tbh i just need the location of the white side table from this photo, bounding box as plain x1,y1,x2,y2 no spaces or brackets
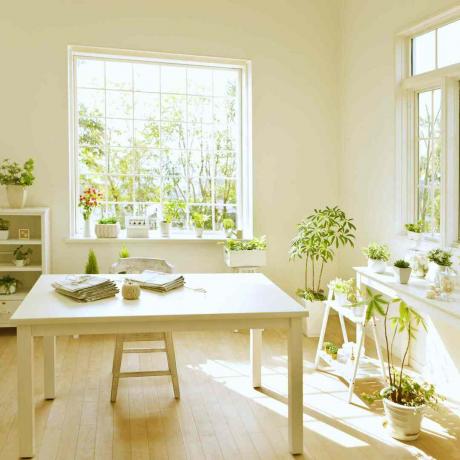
314,292,386,403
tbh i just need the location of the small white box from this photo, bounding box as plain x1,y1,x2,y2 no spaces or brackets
126,217,149,238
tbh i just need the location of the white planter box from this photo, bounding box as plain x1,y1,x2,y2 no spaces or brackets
224,248,267,268
0,230,9,240
95,223,120,238
302,299,325,337
367,258,387,273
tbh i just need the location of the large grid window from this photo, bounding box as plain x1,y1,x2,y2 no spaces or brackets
70,48,249,237
417,89,442,234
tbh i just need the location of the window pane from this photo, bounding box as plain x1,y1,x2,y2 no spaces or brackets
106,61,132,90
107,119,132,147
107,90,133,119
77,89,105,117
77,59,104,88
438,19,460,68
133,63,160,92
134,92,160,120
161,66,186,94
412,31,436,75
418,91,432,138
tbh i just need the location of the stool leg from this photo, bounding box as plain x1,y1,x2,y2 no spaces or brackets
348,324,365,403
111,336,124,403
371,317,386,381
165,332,180,399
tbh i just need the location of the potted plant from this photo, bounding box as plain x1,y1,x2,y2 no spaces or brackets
191,212,209,238
78,186,103,238
223,218,235,238
405,221,423,248
362,291,444,441
119,244,130,259
393,259,412,284
426,248,453,283
0,218,9,240
289,206,356,337
160,201,185,238
13,245,32,267
328,277,354,307
85,249,100,274
95,216,120,238
362,242,390,273
224,236,267,268
0,158,35,208
0,275,19,295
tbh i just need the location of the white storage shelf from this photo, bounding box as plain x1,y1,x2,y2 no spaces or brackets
0,208,50,327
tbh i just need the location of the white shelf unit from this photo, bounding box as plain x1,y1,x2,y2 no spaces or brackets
0,208,50,327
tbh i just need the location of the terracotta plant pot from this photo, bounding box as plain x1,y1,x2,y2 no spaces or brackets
6,185,27,208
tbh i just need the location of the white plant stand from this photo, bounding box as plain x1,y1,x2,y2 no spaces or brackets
314,291,386,403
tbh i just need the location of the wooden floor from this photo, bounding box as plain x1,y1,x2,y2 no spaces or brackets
0,319,459,460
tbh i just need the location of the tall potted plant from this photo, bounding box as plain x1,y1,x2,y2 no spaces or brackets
289,206,356,337
0,158,35,208
363,291,444,440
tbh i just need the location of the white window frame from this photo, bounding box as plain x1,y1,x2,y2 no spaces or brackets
395,6,460,247
67,45,253,240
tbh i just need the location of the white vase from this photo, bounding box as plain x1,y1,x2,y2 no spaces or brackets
302,298,325,337
160,221,171,238
84,218,91,238
334,291,348,306
195,227,203,238
426,261,442,283
6,185,27,208
368,258,387,273
407,231,422,249
393,267,412,284
383,397,425,441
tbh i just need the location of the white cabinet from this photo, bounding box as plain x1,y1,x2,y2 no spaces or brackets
0,208,50,327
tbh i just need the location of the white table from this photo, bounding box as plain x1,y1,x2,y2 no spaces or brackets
11,273,306,458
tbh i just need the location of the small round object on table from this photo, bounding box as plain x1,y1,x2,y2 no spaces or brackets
122,280,141,300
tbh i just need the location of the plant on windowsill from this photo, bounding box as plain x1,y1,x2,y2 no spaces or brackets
79,186,103,238
405,221,424,248
13,245,32,267
289,206,356,337
223,236,267,268
393,259,412,284
0,158,35,208
191,212,209,238
0,275,20,295
362,291,444,441
0,218,9,240
95,216,120,239
160,201,185,238
362,242,390,273
426,248,453,282
223,217,236,238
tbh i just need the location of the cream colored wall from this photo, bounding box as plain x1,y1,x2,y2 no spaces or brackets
339,0,460,399
0,0,342,295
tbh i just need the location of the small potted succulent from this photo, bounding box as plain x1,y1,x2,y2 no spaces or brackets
223,218,235,238
13,245,32,267
426,248,453,283
0,158,35,208
405,221,423,248
362,243,390,273
393,259,412,284
95,216,120,238
0,275,19,295
0,218,9,240
191,212,209,238
325,342,338,360
224,236,267,268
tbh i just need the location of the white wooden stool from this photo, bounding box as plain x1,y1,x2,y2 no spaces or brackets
110,257,180,402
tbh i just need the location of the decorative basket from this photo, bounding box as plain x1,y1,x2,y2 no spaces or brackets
95,223,120,238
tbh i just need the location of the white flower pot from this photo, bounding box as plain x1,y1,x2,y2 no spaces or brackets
426,261,443,283
83,218,92,238
195,227,204,238
0,230,9,240
6,185,27,208
13,259,25,267
368,258,387,273
302,298,325,337
383,397,425,441
0,281,16,295
224,248,267,268
95,223,120,238
407,231,422,249
334,291,348,307
160,221,171,238
393,267,412,284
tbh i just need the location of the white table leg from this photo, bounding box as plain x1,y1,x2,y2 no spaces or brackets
17,326,35,458
43,336,56,400
250,328,262,388
288,317,303,455
347,323,365,403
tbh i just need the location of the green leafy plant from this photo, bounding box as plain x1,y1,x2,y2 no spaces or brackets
0,275,19,294
405,222,424,233
328,277,354,295
119,244,130,259
85,249,99,274
223,218,235,230
191,212,209,229
98,216,118,224
394,259,410,269
427,248,452,267
362,289,443,408
362,243,390,261
289,206,356,302
13,245,32,261
162,201,186,224
0,158,35,186
224,236,267,251
0,218,9,231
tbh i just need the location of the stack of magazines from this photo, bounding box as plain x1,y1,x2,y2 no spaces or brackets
126,271,185,293
53,275,119,302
